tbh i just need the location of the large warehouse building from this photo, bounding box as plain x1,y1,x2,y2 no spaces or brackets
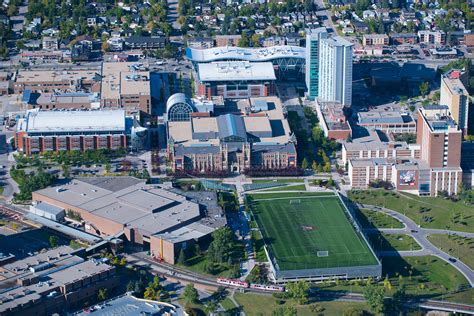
186,45,306,80
196,61,276,99
15,110,128,155
32,177,225,264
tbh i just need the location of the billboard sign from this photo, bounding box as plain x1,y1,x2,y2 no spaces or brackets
399,170,417,186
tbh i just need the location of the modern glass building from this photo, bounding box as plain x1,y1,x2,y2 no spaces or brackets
305,28,328,101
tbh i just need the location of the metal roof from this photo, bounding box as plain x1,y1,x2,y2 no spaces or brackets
217,114,247,140
21,110,126,133
186,45,306,63
197,61,276,82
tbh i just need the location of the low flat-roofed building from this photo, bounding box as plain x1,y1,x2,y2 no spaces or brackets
196,61,276,99
100,62,152,115
358,111,416,133
187,37,214,49
362,34,389,46
15,109,127,155
124,36,166,49
0,258,118,316
342,130,420,165
32,177,224,264
315,101,352,140
29,202,65,221
14,69,101,94
389,33,417,45
29,92,100,110
76,294,176,316
168,96,296,173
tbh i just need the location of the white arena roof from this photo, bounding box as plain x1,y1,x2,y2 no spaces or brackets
18,110,126,133
186,45,306,63
197,61,276,82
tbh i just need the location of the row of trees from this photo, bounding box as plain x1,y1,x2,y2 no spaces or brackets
10,166,56,202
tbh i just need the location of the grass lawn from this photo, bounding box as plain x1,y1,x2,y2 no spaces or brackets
252,179,305,184
367,233,421,251
251,230,267,262
234,293,372,316
177,243,243,278
428,234,474,270
177,300,205,316
355,208,404,229
248,193,378,270
259,184,307,192
220,297,237,311
348,190,474,233
318,256,471,304
382,256,469,297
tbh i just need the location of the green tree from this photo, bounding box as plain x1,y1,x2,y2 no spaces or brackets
49,235,59,248
126,280,135,292
97,288,108,301
182,283,199,305
207,227,234,263
311,161,318,174
62,163,71,178
286,280,310,304
419,81,429,98
301,158,309,170
204,300,218,314
363,283,385,313
272,305,297,316
238,31,250,47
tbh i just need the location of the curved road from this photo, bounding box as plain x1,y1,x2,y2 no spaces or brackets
359,203,474,287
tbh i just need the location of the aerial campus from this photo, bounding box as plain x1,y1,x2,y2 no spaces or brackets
0,0,473,315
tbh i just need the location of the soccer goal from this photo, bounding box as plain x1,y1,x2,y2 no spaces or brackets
290,199,301,205
317,251,329,257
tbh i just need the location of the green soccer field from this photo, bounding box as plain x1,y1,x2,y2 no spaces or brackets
248,193,379,271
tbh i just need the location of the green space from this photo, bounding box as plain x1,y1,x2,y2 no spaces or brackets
220,297,237,311
177,227,243,279
318,256,471,304
367,233,421,251
259,184,307,192
234,293,372,316
251,230,267,262
348,190,474,232
382,256,470,298
355,208,404,229
248,193,378,270
428,235,474,270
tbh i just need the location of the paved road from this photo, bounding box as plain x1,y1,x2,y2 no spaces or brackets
166,0,180,30
360,204,474,287
314,0,337,33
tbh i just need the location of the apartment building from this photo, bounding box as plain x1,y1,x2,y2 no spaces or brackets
305,27,328,100
418,30,446,45
318,36,353,106
362,34,389,46
440,70,470,132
